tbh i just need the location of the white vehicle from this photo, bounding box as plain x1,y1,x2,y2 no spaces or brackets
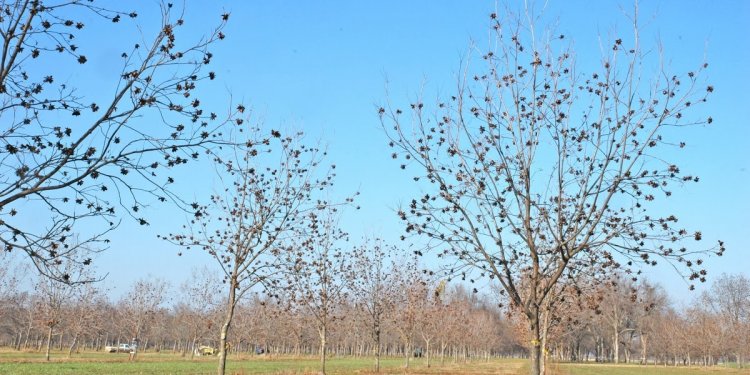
105,343,135,353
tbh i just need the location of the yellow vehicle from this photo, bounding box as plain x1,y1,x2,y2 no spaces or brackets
195,345,216,356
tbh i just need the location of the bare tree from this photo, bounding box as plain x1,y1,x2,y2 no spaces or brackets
34,259,85,360
0,253,27,349
380,5,722,374
632,280,666,365
117,277,169,360
0,0,240,282
347,238,398,372
175,267,220,358
595,275,640,364
64,281,104,357
685,302,725,366
389,256,426,369
702,274,750,367
416,289,441,368
164,131,344,375
283,208,350,375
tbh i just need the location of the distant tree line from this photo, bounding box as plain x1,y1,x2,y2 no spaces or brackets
1,258,747,368
0,260,523,363
539,273,749,368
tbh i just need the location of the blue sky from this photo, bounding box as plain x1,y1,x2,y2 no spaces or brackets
23,1,747,303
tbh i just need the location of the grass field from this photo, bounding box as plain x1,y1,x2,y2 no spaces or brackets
553,362,750,375
1,349,748,375
0,349,524,375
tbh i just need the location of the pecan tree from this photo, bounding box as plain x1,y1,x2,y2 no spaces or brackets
380,6,722,374
0,0,240,282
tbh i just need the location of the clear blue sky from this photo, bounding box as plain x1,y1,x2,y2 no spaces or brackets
38,1,747,303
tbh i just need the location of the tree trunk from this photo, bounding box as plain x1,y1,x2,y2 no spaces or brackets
441,341,447,365
218,275,238,375
613,327,620,364
540,310,549,375
129,328,141,361
529,312,542,375
45,326,53,361
319,324,327,375
426,338,431,368
404,341,411,369
190,337,197,359
67,333,78,358
130,340,138,361
375,329,381,372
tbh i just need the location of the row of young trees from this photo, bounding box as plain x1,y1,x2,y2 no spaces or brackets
543,273,750,369
1,257,748,370
0,258,522,365
0,1,725,375
0,1,361,373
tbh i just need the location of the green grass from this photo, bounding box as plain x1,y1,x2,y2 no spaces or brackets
0,349,524,375
2,349,749,375
551,362,750,375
